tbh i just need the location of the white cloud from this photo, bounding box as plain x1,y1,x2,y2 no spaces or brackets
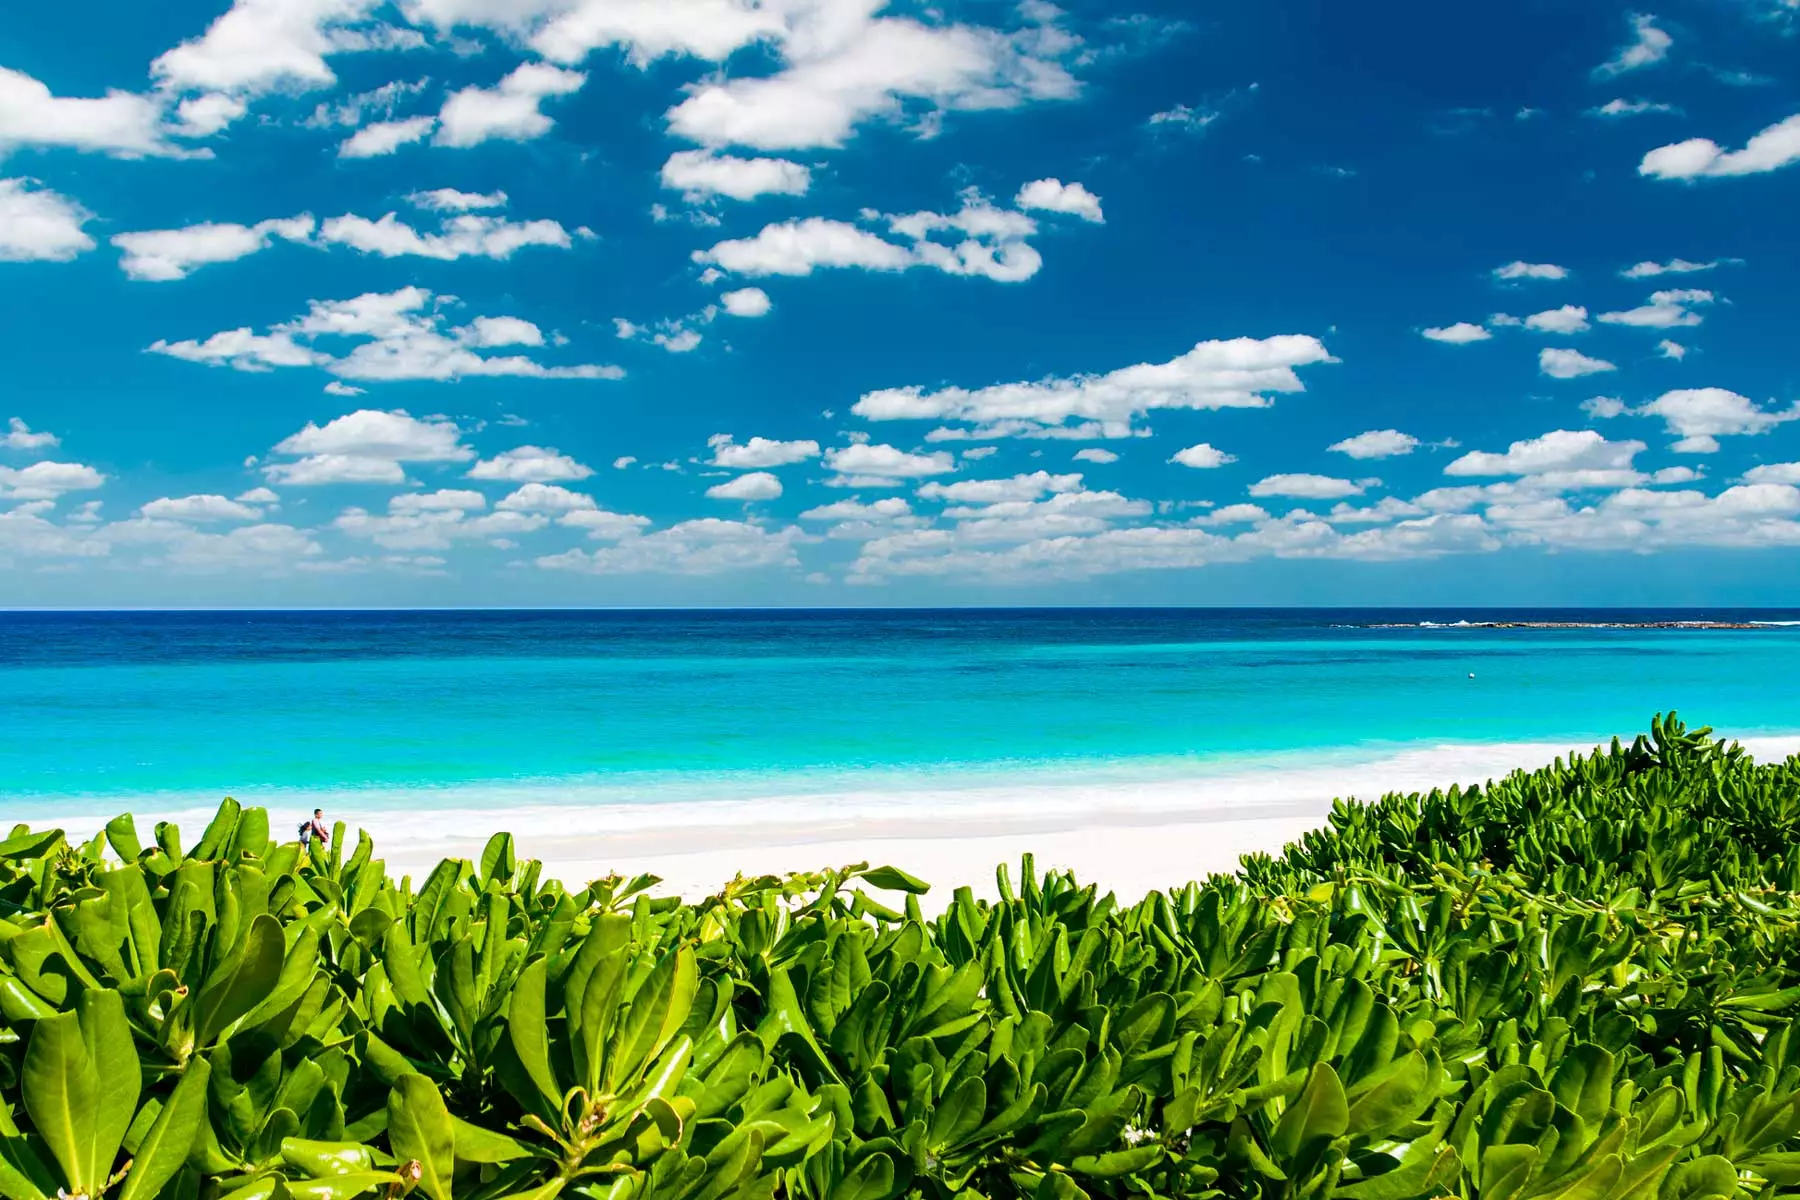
1445,429,1643,476
612,456,636,470
2,418,59,451
538,519,802,576
854,334,1333,439
699,188,1058,284
1330,430,1419,459
560,508,654,540
709,435,820,469
1493,261,1569,281
825,443,956,483
1539,348,1617,379
339,115,437,158
436,63,585,147
0,178,95,262
701,217,913,276
112,215,315,281
661,7,1078,152
1249,474,1365,499
139,494,261,522
1592,98,1677,117
336,506,548,550
1014,178,1103,222
173,93,249,137
720,287,772,317
408,187,508,211
1595,14,1672,77
324,381,366,397
1744,463,1800,485
0,67,178,159
467,445,594,482
1598,288,1713,328
660,150,811,201
317,211,574,261
391,488,484,512
264,454,406,486
236,487,280,504
1637,388,1800,444
1524,305,1591,334
1422,322,1492,344
149,287,621,383
1658,339,1688,360
459,315,546,348
707,471,783,501
1170,443,1235,469
1583,396,1628,419
1073,447,1118,464
917,471,1080,504
150,0,397,99
1146,104,1216,133
495,482,596,512
0,461,106,500
276,409,471,462
307,78,431,129
1622,258,1726,278
656,328,703,353
1640,114,1800,180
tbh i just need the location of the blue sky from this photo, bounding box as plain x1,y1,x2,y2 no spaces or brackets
2,0,1798,606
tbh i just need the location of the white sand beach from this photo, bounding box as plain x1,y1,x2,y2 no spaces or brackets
35,732,1800,908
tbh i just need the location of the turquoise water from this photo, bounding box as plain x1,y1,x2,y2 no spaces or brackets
3,609,1798,817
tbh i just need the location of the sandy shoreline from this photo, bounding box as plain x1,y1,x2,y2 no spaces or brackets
22,731,1800,907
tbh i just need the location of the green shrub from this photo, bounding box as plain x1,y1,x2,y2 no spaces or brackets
2,714,1799,1200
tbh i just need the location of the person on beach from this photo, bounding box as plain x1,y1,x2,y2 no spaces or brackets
299,808,330,856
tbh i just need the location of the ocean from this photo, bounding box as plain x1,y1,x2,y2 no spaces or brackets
4,609,1799,840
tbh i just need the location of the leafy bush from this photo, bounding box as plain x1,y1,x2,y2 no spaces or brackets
4,714,1800,1200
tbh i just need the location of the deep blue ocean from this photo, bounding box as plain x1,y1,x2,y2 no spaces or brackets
4,609,1799,823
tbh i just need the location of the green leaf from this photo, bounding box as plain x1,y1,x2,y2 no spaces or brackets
284,1173,403,1200
78,989,140,1189
195,913,285,1046
121,1060,212,1200
1272,1062,1349,1161
507,957,561,1113
831,1151,897,1200
857,867,931,895
387,1074,455,1200
21,1011,98,1195
1345,1052,1432,1138
448,1115,529,1165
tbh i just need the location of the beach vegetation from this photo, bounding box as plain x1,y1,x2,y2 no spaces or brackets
2,716,1800,1200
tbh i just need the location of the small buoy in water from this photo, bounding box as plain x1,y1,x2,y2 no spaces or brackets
1468,672,1476,679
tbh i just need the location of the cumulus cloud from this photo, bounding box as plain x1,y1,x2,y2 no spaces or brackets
1640,114,1800,180
824,443,956,485
1598,289,1713,328
2,418,60,451
1073,448,1118,464
0,461,107,500
1330,430,1419,459
149,287,620,383
150,0,403,99
0,178,95,262
1524,305,1590,334
1170,443,1236,469
261,409,471,486
1637,388,1800,448
1744,463,1800,486
436,63,586,147
1014,178,1103,222
1592,98,1677,117
494,482,596,512
1249,474,1365,499
339,115,437,158
660,150,811,201
1595,14,1672,77
853,334,1333,440
1421,323,1492,344
697,186,1076,284
1445,429,1643,477
917,471,1081,504
1658,339,1688,360
0,67,179,159
1493,261,1569,282
316,210,576,262
408,188,507,211
1539,348,1617,379
538,519,802,575
708,435,820,469
467,445,594,482
113,216,315,281
391,489,485,512
336,506,548,551
706,471,783,501
139,494,261,522
719,287,772,317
